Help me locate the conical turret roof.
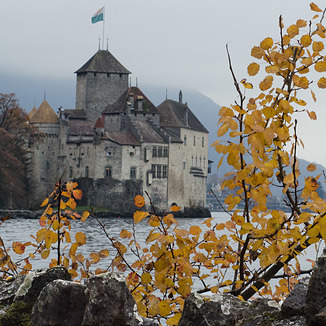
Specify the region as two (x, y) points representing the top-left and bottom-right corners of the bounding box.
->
(75, 50), (131, 74)
(30, 100), (59, 124)
(28, 106), (37, 120)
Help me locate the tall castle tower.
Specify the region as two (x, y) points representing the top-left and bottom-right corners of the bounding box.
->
(75, 50), (131, 122)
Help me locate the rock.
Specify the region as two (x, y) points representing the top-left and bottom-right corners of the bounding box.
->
(14, 266), (71, 304)
(270, 316), (307, 326)
(0, 275), (25, 305)
(31, 279), (87, 326)
(82, 271), (157, 326)
(179, 292), (250, 326)
(305, 255), (326, 322)
(179, 292), (281, 326)
(281, 278), (309, 318)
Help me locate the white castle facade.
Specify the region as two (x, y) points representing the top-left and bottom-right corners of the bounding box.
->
(28, 50), (209, 214)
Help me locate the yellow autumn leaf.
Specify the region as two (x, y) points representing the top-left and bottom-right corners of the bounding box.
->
(159, 300), (171, 317)
(318, 77), (326, 88)
(310, 2), (322, 12)
(265, 65), (279, 74)
(298, 76), (309, 89)
(90, 252), (100, 264)
(164, 235), (175, 244)
(315, 61), (326, 72)
(311, 90), (317, 102)
(41, 250), (50, 259)
(283, 173), (294, 184)
(251, 46), (264, 59)
(259, 75), (273, 91)
(41, 198), (49, 207)
(141, 272), (152, 284)
(287, 24), (299, 38)
(307, 110), (317, 120)
(247, 62), (260, 76)
(133, 211), (149, 223)
(307, 164), (317, 172)
(166, 313), (182, 326)
(75, 231), (87, 246)
(81, 211), (89, 222)
(217, 123), (229, 137)
(301, 34), (312, 47)
(120, 229), (132, 239)
(260, 37), (273, 50)
(296, 19), (307, 28)
(52, 220), (60, 231)
(99, 249), (109, 258)
(313, 41), (324, 52)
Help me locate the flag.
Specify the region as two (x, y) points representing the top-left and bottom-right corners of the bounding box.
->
(91, 7), (104, 24)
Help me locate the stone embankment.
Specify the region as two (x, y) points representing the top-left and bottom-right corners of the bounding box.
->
(0, 206), (211, 219)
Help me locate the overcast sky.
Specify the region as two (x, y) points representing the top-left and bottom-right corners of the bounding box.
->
(1, 1), (326, 166)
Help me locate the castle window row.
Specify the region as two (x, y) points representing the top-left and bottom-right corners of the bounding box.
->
(152, 146), (168, 158)
(151, 164), (167, 179)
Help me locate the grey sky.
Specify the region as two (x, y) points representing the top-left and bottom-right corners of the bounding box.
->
(1, 0), (326, 166)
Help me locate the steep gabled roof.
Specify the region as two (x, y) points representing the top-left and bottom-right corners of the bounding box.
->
(75, 50), (131, 74)
(95, 117), (104, 128)
(103, 87), (159, 115)
(68, 120), (94, 136)
(157, 99), (208, 133)
(30, 100), (59, 124)
(104, 132), (140, 146)
(28, 106), (37, 120)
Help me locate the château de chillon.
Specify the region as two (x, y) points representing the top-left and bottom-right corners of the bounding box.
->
(27, 49), (210, 216)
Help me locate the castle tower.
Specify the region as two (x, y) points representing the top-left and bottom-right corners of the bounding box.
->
(75, 50), (131, 122)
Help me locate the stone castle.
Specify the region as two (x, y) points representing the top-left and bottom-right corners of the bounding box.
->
(28, 50), (209, 214)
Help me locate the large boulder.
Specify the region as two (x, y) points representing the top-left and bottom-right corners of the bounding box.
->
(32, 279), (87, 326)
(281, 278), (309, 318)
(305, 254), (326, 323)
(14, 266), (71, 304)
(82, 271), (157, 326)
(0, 275), (25, 305)
(179, 292), (281, 326)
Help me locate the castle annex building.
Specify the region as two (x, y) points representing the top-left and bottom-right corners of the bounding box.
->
(28, 50), (209, 213)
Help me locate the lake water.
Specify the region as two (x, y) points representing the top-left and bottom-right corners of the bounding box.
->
(0, 212), (321, 290)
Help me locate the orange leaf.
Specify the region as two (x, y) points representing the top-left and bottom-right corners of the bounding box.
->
(307, 164), (317, 172)
(247, 62), (260, 76)
(90, 252), (100, 264)
(189, 225), (202, 235)
(310, 2), (322, 12)
(73, 189), (82, 200)
(133, 211), (149, 223)
(260, 37), (273, 50)
(171, 205), (181, 212)
(318, 77), (326, 89)
(134, 195), (145, 208)
(99, 249), (109, 258)
(120, 229), (132, 238)
(307, 110), (317, 120)
(12, 242), (25, 255)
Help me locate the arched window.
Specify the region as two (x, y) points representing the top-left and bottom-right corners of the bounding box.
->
(105, 166), (112, 177)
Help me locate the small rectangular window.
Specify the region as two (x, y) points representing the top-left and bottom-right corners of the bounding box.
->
(69, 166), (73, 178)
(151, 164), (156, 178)
(153, 146), (157, 158)
(202, 137), (204, 147)
(163, 165), (167, 178)
(163, 147), (168, 157)
(130, 167), (136, 179)
(157, 165), (162, 178)
(158, 147), (163, 157)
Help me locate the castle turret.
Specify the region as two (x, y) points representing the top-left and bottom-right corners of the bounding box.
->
(75, 50), (131, 122)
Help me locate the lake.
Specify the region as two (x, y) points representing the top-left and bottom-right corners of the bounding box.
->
(0, 212), (321, 291)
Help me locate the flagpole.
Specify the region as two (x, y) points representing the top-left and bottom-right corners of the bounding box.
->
(102, 5), (105, 50)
